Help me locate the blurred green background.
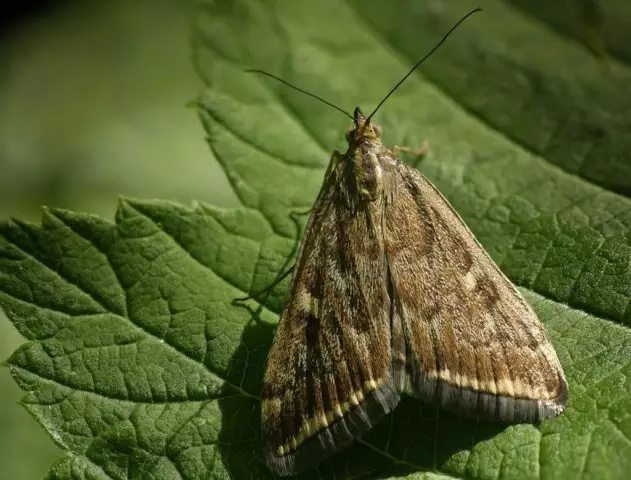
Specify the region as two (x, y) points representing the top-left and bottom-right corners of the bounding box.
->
(0, 1), (239, 477)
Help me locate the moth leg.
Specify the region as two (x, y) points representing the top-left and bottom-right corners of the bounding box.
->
(324, 150), (344, 182)
(393, 140), (429, 159)
(290, 208), (312, 217)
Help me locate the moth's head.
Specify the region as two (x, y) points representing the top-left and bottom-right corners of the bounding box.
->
(345, 107), (382, 146)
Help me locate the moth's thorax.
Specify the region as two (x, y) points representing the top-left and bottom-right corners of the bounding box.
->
(343, 113), (394, 203)
(348, 139), (383, 201)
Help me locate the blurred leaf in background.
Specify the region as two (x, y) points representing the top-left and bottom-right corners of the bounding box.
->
(0, 0), (239, 221)
(0, 0), (238, 478)
(1, 0), (630, 479)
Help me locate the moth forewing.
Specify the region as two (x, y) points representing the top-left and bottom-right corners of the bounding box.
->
(260, 110), (568, 476)
(384, 163), (568, 421)
(261, 120), (401, 475)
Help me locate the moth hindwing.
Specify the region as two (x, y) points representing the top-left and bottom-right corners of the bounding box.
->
(260, 108), (568, 476)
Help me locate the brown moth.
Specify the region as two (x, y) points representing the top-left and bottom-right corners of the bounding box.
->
(253, 8), (568, 477)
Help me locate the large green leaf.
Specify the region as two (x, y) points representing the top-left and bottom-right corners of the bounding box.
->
(2, 0), (630, 478)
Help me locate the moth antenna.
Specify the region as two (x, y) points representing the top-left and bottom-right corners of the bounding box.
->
(365, 7), (482, 124)
(246, 69), (354, 120)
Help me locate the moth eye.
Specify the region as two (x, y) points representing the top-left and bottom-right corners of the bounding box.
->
(345, 129), (355, 143)
(372, 125), (382, 137)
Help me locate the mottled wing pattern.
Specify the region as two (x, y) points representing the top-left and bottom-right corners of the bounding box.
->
(384, 163), (568, 421)
(261, 166), (400, 476)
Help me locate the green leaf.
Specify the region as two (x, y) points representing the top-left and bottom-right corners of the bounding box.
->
(2, 0), (631, 479)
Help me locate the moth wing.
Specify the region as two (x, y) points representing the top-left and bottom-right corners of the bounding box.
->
(261, 175), (399, 476)
(385, 163), (568, 422)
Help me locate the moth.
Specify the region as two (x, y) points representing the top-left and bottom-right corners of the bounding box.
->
(250, 8), (568, 477)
